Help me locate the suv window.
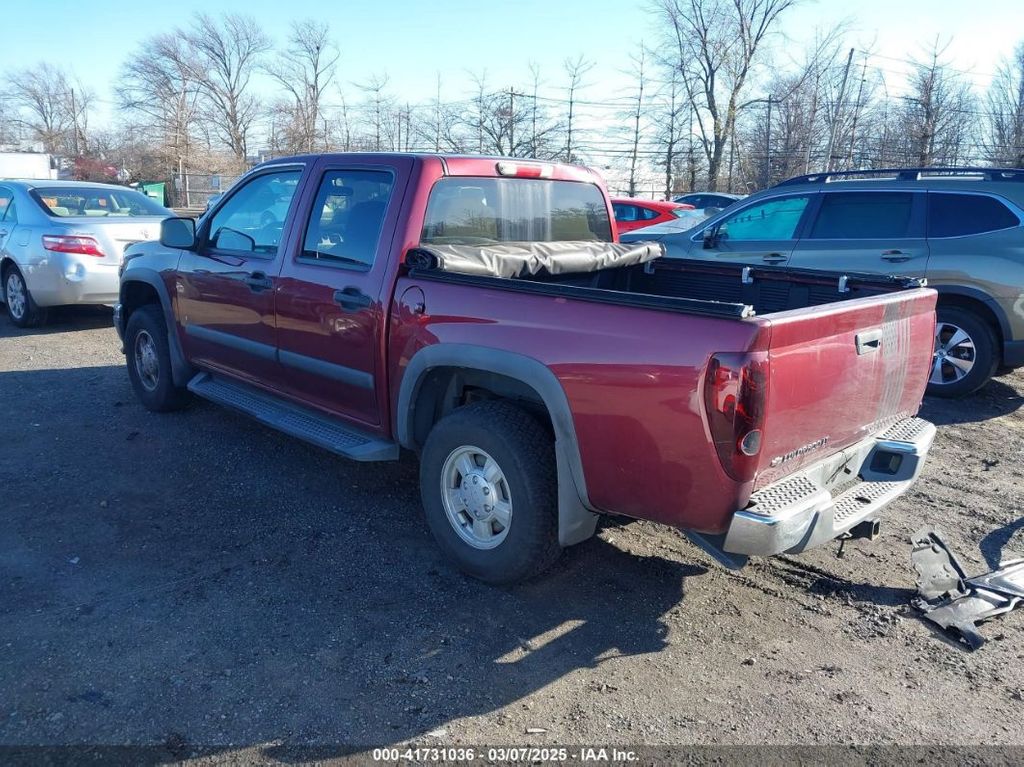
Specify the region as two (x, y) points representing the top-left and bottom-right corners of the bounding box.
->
(421, 178), (612, 244)
(808, 192), (914, 239)
(301, 169), (395, 270)
(208, 170), (301, 254)
(928, 193), (1020, 238)
(718, 195), (811, 241)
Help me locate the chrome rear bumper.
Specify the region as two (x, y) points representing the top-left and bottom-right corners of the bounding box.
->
(723, 417), (936, 556)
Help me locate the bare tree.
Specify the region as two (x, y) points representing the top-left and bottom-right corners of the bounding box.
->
(267, 19), (339, 153)
(985, 42), (1024, 167)
(5, 63), (83, 154)
(357, 74), (392, 151)
(893, 42), (976, 166)
(181, 13), (271, 167)
(120, 34), (201, 177)
(563, 55), (594, 162)
(655, 0), (799, 190)
(624, 48), (648, 196)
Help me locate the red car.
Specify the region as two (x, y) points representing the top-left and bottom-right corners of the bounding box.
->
(611, 197), (694, 234)
(116, 153), (937, 583)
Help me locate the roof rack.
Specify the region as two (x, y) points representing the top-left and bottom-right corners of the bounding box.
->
(774, 167), (1024, 187)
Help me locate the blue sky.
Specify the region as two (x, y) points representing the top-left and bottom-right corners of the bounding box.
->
(3, 0), (1022, 126)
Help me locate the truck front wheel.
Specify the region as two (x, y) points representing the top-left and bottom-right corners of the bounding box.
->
(419, 401), (561, 584)
(125, 305), (189, 412)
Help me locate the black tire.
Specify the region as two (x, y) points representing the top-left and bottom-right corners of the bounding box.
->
(419, 401), (560, 584)
(124, 304), (189, 412)
(926, 306), (999, 398)
(3, 264), (46, 328)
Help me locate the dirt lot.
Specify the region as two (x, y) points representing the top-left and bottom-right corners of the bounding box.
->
(2, 308), (1024, 758)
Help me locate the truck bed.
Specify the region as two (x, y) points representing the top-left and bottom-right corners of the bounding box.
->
(402, 255), (936, 531)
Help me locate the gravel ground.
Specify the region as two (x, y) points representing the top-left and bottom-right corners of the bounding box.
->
(1, 308), (1024, 758)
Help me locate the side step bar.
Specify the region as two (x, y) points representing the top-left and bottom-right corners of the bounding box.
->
(187, 372), (398, 462)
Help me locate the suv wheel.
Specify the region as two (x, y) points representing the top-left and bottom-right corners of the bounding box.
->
(927, 307), (998, 398)
(125, 304), (189, 412)
(4, 265), (46, 328)
(419, 401), (560, 584)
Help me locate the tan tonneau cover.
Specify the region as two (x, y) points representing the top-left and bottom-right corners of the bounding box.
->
(407, 241), (664, 279)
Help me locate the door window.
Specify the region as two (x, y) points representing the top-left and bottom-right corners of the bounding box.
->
(301, 169), (395, 270)
(0, 188), (11, 220)
(613, 203), (639, 222)
(808, 192), (914, 239)
(718, 195), (811, 241)
(928, 193), (1020, 238)
(207, 170), (302, 255)
(638, 205), (660, 220)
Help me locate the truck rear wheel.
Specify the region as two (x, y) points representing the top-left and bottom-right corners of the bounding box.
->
(125, 304), (189, 412)
(419, 401), (560, 584)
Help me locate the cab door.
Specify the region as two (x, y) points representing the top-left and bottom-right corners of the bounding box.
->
(697, 193), (815, 267)
(176, 165), (305, 387)
(789, 191), (928, 278)
(273, 157), (413, 429)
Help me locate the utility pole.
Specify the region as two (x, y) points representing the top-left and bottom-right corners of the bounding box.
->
(70, 87), (81, 156)
(846, 58), (868, 168)
(763, 95), (773, 188)
(825, 48), (855, 172)
(509, 87), (515, 157)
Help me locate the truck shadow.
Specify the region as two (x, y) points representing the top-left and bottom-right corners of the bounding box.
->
(919, 376), (1024, 425)
(0, 364), (696, 753)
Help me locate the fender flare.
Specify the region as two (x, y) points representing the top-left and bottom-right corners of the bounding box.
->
(397, 343), (599, 546)
(932, 285), (1011, 344)
(119, 268), (193, 387)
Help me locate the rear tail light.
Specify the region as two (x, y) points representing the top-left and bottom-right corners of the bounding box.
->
(42, 235), (105, 257)
(703, 352), (769, 483)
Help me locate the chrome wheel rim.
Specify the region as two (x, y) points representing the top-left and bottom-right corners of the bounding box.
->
(6, 272), (26, 320)
(931, 321), (976, 386)
(134, 330), (160, 391)
(440, 445), (512, 550)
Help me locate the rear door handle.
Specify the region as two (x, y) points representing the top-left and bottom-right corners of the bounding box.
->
(881, 250), (911, 263)
(762, 253), (787, 263)
(334, 286), (372, 311)
(244, 271), (273, 292)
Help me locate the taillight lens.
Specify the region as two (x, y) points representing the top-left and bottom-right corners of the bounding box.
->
(42, 235), (105, 257)
(704, 352), (769, 483)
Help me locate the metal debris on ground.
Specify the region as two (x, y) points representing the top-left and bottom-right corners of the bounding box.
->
(910, 527), (1024, 650)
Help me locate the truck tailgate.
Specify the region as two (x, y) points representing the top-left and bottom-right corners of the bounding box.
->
(754, 287), (937, 489)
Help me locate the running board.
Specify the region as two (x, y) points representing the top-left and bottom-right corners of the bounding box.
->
(187, 372), (398, 462)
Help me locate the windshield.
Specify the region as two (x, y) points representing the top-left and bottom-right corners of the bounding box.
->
(34, 187), (169, 218)
(420, 178), (612, 245)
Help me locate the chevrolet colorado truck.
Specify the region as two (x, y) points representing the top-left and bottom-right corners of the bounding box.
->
(115, 153), (938, 583)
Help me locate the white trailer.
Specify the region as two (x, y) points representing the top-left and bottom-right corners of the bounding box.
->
(0, 152), (58, 180)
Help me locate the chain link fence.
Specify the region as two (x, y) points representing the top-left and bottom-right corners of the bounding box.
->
(171, 172), (241, 213)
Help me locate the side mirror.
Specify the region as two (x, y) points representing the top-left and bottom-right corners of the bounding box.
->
(160, 217), (196, 249)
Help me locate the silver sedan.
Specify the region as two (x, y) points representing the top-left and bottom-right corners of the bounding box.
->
(0, 180), (171, 327)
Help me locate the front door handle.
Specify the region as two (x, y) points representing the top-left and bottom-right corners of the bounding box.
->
(244, 271), (273, 292)
(881, 250), (911, 263)
(334, 286), (372, 311)
(762, 253), (787, 263)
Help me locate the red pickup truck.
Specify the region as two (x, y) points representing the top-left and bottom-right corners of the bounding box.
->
(115, 153), (938, 583)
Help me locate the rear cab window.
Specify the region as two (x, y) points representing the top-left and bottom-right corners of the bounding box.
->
(927, 193), (1021, 237)
(421, 178), (612, 244)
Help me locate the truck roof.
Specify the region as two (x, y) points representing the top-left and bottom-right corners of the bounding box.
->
(262, 152), (603, 184)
